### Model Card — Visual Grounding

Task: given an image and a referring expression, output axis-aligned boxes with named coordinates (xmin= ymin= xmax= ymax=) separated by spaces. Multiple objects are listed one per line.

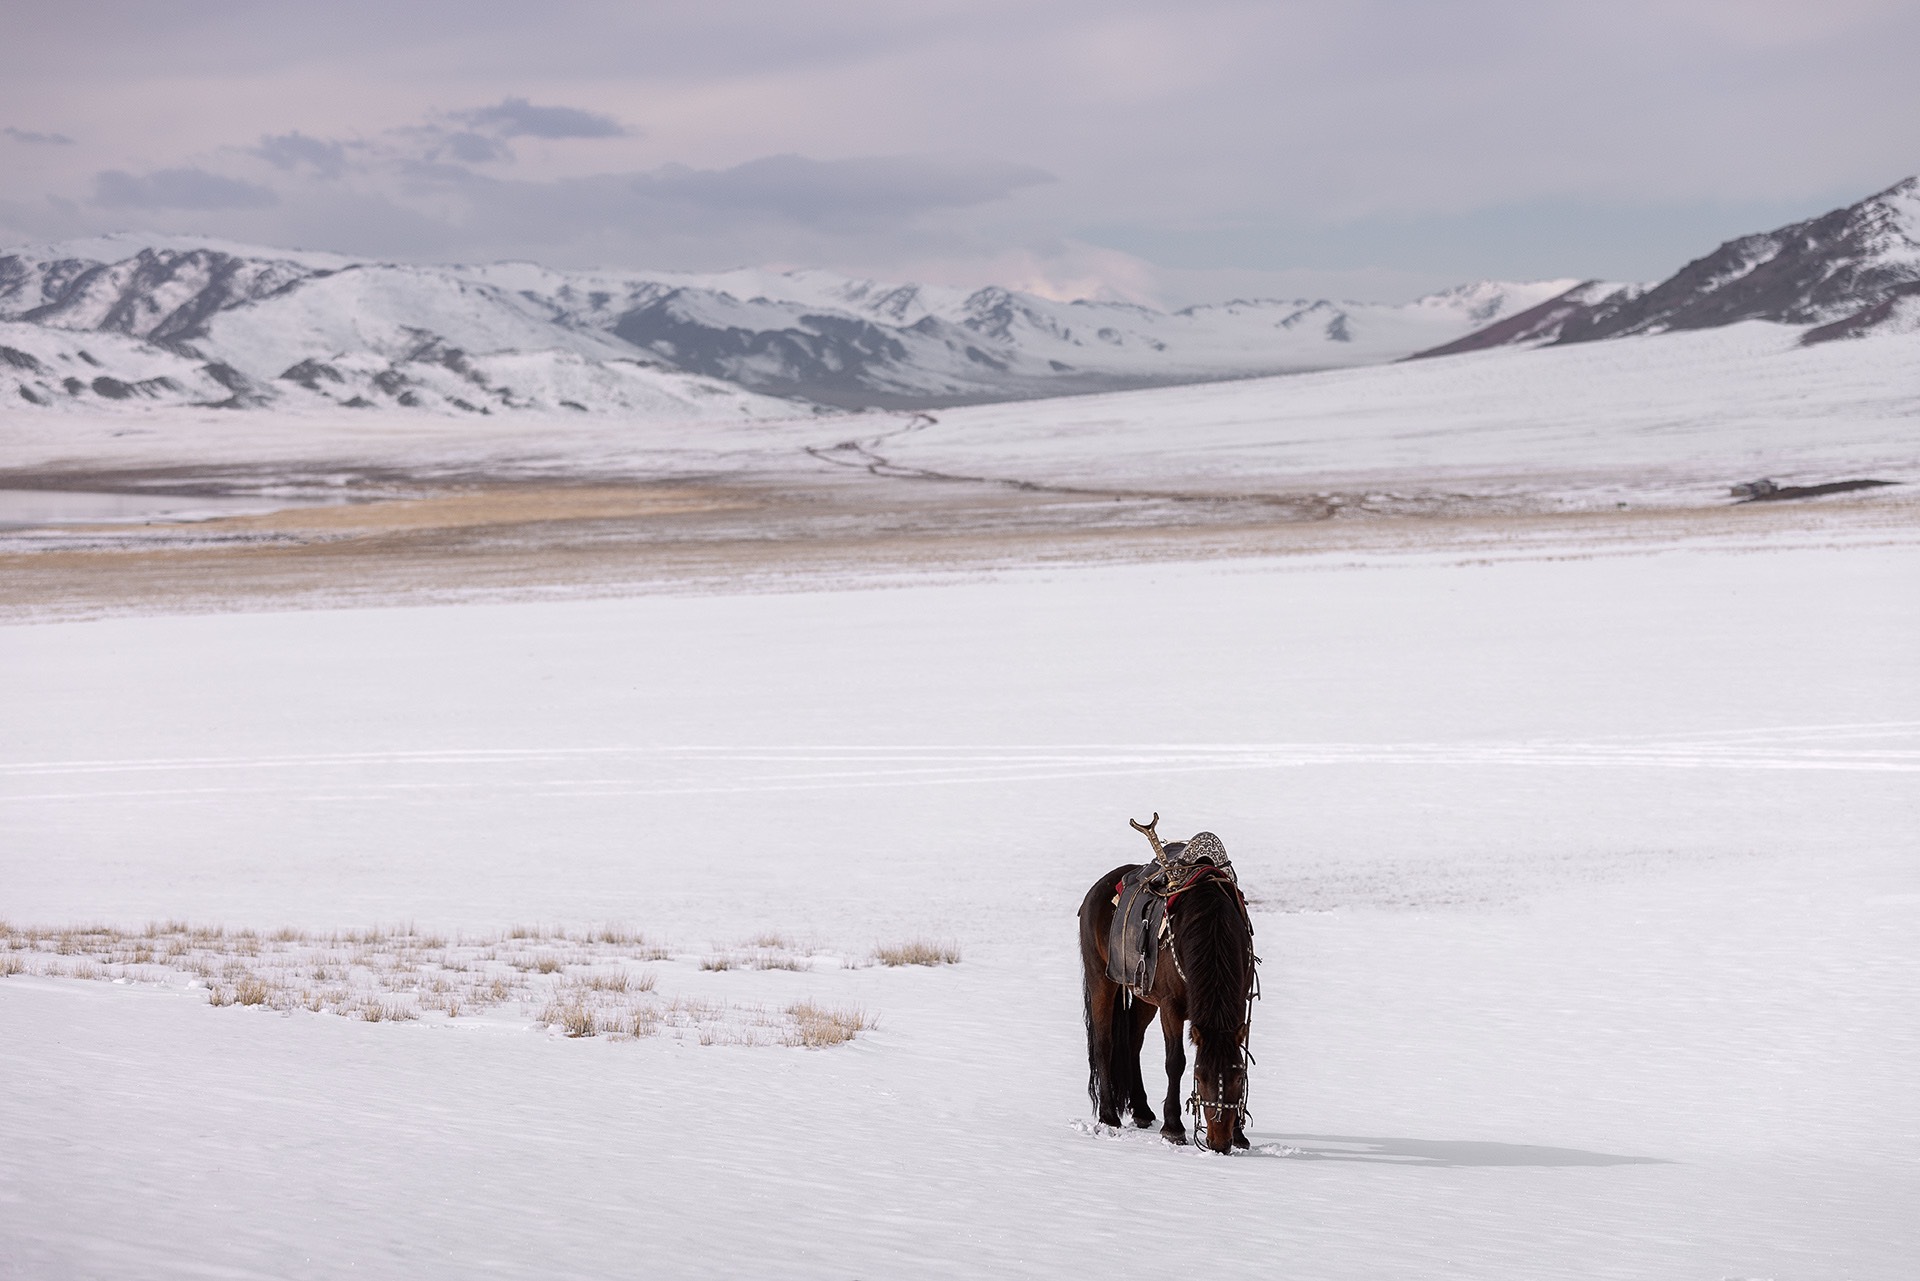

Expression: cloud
xmin=253 ymin=132 xmax=346 ymax=178
xmin=440 ymin=132 xmax=512 ymax=163
xmin=376 ymin=152 xmax=1051 ymax=246
xmin=455 ymin=97 xmax=629 ymax=140
xmin=629 ymin=154 xmax=1054 ymax=227
xmin=92 ymin=167 xmax=279 ymax=210
xmin=5 ymin=127 xmax=75 ymax=146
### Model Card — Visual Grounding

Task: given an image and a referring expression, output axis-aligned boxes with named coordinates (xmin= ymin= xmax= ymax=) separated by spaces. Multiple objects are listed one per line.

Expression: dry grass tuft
xmin=578 ymin=969 xmax=630 ymax=993
xmin=233 ymin=976 xmax=272 ymax=1006
xmin=751 ymin=955 xmax=810 ymax=972
xmin=541 ymin=999 xmax=597 ymax=1037
xmin=874 ymin=939 xmax=961 ymax=967
xmin=533 ymin=954 xmax=564 ymax=974
xmin=359 ymin=998 xmax=417 ymax=1023
xmin=784 ymin=1000 xmax=873 ymax=1048
xmin=699 ymin=955 xmax=735 ymax=972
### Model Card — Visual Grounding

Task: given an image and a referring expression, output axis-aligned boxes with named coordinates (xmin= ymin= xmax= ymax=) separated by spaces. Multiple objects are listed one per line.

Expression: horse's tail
xmin=1080 ymin=903 xmax=1106 ymax=1114
xmin=1081 ymin=960 xmax=1100 ymax=1113
xmin=1080 ymin=865 xmax=1142 ymax=1123
xmin=1108 ymin=987 xmax=1138 ymax=1120
xmin=1082 ymin=965 xmax=1137 ymax=1118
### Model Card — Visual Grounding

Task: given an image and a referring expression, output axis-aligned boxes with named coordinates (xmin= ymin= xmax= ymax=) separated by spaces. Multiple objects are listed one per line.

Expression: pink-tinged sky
xmin=2 ymin=0 xmax=1915 ymax=304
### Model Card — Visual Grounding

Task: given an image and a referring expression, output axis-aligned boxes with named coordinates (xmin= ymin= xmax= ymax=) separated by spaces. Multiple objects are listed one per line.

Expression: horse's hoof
xmin=1098 ymin=1113 xmax=1122 ymax=1128
xmin=1161 ymin=1127 xmax=1188 ymax=1146
xmin=1232 ymin=1134 xmax=1250 ymax=1150
xmin=1133 ymin=1110 xmax=1157 ymax=1129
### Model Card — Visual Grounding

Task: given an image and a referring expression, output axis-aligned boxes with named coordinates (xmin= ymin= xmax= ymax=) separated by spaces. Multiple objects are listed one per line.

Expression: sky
xmin=2 ymin=0 xmax=1917 ymax=306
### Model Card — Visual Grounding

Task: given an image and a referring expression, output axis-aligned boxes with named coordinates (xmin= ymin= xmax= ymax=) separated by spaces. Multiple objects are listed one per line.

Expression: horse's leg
xmin=1085 ymin=976 xmax=1125 ymax=1127
xmin=1125 ymin=998 xmax=1157 ymax=1127
xmin=1158 ymin=1003 xmax=1188 ymax=1145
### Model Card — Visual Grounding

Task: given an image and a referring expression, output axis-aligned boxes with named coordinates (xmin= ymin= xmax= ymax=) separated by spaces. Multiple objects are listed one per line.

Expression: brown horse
xmin=1078 ymin=821 xmax=1257 ymax=1153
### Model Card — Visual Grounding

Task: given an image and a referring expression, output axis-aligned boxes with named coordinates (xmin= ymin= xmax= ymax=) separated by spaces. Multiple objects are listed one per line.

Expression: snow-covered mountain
xmin=0 ymin=235 xmax=1572 ymax=415
xmin=1416 ymin=176 xmax=1920 ymax=358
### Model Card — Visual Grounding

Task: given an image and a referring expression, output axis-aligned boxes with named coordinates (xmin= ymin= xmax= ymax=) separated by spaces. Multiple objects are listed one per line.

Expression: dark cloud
xmin=254 ymin=132 xmax=346 ymax=178
xmin=93 ymin=167 xmax=279 ymax=210
xmin=455 ymin=97 xmax=629 ymax=140
xmin=5 ymin=127 xmax=76 ymax=145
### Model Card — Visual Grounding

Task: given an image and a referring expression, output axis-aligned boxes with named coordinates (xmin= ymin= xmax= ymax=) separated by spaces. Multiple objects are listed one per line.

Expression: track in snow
xmin=4 ymin=721 xmax=1915 ymax=805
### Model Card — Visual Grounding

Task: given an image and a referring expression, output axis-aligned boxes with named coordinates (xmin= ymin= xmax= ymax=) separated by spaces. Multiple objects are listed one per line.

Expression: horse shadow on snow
xmin=1251 ymin=1135 xmax=1672 ymax=1167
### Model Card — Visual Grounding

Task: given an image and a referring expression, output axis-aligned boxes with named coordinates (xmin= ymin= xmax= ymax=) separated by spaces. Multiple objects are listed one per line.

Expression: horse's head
xmin=1189 ymin=1025 xmax=1248 ymax=1153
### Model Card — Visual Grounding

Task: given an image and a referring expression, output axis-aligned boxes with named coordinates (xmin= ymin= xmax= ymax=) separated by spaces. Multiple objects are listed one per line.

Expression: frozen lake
xmin=0 ymin=487 xmax=330 ymax=529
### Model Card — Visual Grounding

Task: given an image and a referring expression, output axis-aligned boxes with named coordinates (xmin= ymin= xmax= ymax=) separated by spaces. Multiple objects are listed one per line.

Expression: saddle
xmin=1105 ymin=832 xmax=1240 ymax=994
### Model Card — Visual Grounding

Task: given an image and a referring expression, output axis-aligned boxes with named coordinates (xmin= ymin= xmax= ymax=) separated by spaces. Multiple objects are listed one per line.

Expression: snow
xmin=7 ymin=318 xmax=1914 ymax=510
xmin=2 ymin=275 xmax=1917 ymax=1276
xmin=3 ymin=539 xmax=1917 ymax=1278
xmin=0 ymin=319 xmax=239 ymax=408
xmin=2 ymin=234 xmax=1584 ymax=411
xmin=866 ymin=323 xmax=1920 ymax=499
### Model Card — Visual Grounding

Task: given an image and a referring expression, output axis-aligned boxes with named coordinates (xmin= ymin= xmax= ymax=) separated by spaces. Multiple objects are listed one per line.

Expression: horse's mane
xmin=1170 ymin=877 xmax=1251 ymax=1071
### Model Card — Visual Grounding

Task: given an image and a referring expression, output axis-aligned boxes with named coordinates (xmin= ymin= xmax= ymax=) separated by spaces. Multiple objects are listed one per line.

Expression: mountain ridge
xmin=1413 ymin=177 xmax=1920 ymax=359
xmin=0 ymin=239 xmax=1572 ymax=415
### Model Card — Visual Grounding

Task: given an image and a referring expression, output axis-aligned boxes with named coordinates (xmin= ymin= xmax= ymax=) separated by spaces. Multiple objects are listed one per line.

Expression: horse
xmin=1078 ymin=816 xmax=1258 ymax=1153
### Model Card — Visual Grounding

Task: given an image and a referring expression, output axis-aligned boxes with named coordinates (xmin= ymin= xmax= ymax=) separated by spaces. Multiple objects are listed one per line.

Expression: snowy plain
xmin=4 ymin=322 xmax=1913 ymax=512
xmin=4 ymin=307 xmax=1920 ymax=1277
xmin=3 ymin=538 xmax=1918 ymax=1278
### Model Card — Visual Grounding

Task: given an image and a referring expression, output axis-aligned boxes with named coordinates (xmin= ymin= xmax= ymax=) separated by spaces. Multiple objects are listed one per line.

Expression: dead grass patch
xmin=874 ymin=939 xmax=961 ymax=967
xmin=578 ymin=970 xmax=630 ymax=993
xmin=785 ymin=1001 xmax=874 ymax=1048
xmin=540 ymin=999 xmax=598 ymax=1038
xmin=2 ymin=919 xmax=910 ymax=1049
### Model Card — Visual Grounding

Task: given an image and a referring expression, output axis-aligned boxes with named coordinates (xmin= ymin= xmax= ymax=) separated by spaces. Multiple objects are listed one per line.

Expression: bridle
xmin=1188 ymin=1066 xmax=1250 ymax=1136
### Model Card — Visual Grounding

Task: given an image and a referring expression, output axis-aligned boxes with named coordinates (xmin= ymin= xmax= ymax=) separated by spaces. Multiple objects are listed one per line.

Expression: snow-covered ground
xmin=866 ymin=323 xmax=1920 ymax=498
xmin=6 ymin=322 xmax=1912 ymax=515
xmin=3 ymin=539 xmax=1916 ymax=1278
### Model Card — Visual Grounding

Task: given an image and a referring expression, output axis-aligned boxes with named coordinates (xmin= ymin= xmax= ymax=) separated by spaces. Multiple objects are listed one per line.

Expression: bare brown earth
xmin=1 ymin=463 xmax=1915 ymax=622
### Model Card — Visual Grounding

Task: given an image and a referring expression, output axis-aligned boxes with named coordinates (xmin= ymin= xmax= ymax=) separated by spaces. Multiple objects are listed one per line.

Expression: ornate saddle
xmin=1105 ymin=822 xmax=1241 ymax=994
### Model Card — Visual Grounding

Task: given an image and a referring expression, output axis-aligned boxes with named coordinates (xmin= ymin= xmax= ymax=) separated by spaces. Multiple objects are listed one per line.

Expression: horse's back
xmin=1079 ymin=863 xmax=1142 ymax=971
